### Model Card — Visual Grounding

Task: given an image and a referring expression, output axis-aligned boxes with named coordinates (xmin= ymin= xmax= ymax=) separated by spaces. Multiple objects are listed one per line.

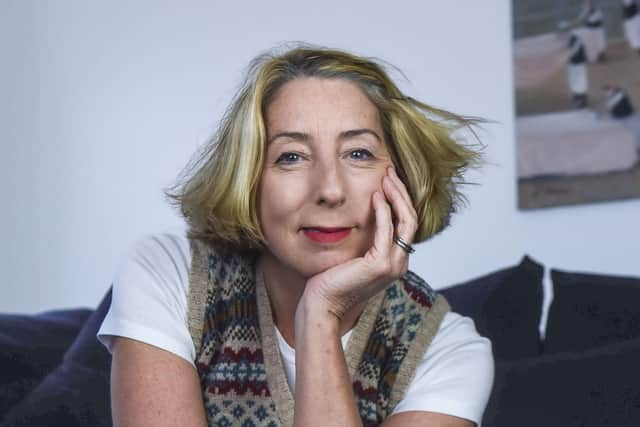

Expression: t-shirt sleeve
xmin=96 ymin=233 xmax=196 ymax=367
xmin=391 ymin=311 xmax=495 ymax=426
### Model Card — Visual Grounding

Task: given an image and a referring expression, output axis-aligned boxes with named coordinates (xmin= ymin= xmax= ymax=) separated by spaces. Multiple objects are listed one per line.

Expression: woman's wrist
xmin=295 ymin=287 xmax=342 ymax=338
xmin=293 ymin=286 xmax=362 ymax=427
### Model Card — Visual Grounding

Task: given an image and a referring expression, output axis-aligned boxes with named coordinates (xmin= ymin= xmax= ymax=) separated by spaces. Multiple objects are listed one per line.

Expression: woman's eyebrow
xmin=269 ymin=129 xmax=381 ymax=144
xmin=339 ymin=128 xmax=381 ymax=142
xmin=268 ymin=131 xmax=309 ymax=144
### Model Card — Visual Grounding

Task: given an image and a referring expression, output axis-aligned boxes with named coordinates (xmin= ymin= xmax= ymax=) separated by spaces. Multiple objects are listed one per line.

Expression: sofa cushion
xmin=482 ymin=336 xmax=640 ymax=427
xmin=439 ymin=256 xmax=544 ymax=361
xmin=1 ymin=289 xmax=113 ymax=427
xmin=0 ymin=309 xmax=91 ymax=419
xmin=544 ymin=269 xmax=640 ymax=354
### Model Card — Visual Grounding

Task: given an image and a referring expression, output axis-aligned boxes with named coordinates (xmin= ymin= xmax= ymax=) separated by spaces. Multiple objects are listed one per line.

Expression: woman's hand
xmin=292 ymin=167 xmax=418 ymax=426
xmin=300 ymin=166 xmax=418 ymax=321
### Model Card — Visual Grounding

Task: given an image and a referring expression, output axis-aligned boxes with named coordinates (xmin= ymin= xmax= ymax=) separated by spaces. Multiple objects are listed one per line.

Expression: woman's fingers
xmin=381 ymin=168 xmax=417 ymax=276
xmin=382 ymin=172 xmax=418 ymax=244
xmin=309 ymin=191 xmax=394 ymax=311
xmin=304 ymin=175 xmax=416 ymax=317
xmin=388 ymin=167 xmax=414 ymax=210
xmin=371 ymin=191 xmax=394 ymax=261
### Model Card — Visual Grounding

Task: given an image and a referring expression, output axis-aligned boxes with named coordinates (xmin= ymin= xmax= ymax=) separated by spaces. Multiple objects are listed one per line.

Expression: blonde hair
xmin=166 ymin=44 xmax=484 ymax=250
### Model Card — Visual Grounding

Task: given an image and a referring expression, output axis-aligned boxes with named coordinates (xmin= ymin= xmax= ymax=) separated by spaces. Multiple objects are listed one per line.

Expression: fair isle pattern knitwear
xmin=186 ymin=239 xmax=450 ymax=427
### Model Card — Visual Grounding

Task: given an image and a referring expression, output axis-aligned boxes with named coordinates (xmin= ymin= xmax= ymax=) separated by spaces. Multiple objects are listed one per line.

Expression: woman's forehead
xmin=264 ymin=77 xmax=382 ymax=136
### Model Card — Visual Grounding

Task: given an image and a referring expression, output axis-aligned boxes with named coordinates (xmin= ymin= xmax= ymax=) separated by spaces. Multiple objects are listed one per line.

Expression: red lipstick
xmin=303 ymin=227 xmax=352 ymax=244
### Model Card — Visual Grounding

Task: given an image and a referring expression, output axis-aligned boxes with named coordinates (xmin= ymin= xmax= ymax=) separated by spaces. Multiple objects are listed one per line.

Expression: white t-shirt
xmin=97 ymin=233 xmax=494 ymax=425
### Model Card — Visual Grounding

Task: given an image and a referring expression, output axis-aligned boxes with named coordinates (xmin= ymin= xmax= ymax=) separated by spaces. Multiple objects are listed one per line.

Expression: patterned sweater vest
xmin=186 ymin=239 xmax=450 ymax=427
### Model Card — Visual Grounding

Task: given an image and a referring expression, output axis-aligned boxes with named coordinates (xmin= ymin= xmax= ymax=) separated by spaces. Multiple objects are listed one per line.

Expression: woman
xmin=97 ymin=45 xmax=494 ymax=426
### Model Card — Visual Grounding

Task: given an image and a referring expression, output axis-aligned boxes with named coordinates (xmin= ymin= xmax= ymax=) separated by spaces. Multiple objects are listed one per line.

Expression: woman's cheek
xmin=355 ymin=176 xmax=385 ymax=223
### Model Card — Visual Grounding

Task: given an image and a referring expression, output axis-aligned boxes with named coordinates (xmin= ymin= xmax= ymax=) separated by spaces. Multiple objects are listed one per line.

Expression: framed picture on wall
xmin=513 ymin=0 xmax=640 ymax=210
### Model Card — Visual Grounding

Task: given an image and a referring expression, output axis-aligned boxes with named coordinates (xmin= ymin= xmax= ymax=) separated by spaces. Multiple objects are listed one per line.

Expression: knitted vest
xmin=186 ymin=240 xmax=450 ymax=427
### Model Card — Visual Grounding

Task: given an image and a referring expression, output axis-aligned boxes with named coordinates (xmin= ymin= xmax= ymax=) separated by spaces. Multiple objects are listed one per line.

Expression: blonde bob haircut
xmin=167 ymin=43 xmax=484 ymax=250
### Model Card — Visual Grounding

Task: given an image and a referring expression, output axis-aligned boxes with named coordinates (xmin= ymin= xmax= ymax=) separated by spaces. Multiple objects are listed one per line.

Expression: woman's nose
xmin=313 ymin=160 xmax=346 ymax=207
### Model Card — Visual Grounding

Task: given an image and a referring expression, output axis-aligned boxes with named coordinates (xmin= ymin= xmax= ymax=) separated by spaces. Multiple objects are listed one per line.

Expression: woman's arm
xmin=293 ymin=295 xmax=475 ymax=427
xmin=110 ymin=337 xmax=207 ymax=427
xmin=292 ymin=168 xmax=478 ymax=426
xmin=293 ymin=295 xmax=361 ymax=426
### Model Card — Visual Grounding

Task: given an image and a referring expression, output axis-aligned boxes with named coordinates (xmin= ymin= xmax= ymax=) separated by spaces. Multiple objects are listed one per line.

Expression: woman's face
xmin=259 ymin=77 xmax=393 ymax=278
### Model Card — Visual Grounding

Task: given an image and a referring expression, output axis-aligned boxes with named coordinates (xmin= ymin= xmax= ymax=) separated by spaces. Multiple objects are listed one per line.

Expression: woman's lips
xmin=302 ymin=227 xmax=352 ymax=244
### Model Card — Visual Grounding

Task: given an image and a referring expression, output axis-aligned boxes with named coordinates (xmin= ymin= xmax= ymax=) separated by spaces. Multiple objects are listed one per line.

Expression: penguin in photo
xmin=583 ymin=2 xmax=607 ymax=61
xmin=568 ymin=33 xmax=589 ymax=108
xmin=605 ymin=85 xmax=635 ymax=118
xmin=622 ymin=0 xmax=640 ymax=53
xmin=604 ymin=85 xmax=640 ymax=152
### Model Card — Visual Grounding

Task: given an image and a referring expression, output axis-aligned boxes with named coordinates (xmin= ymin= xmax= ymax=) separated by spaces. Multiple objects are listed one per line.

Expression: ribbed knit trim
xmin=256 ymin=265 xmax=295 ymax=427
xmin=388 ymin=294 xmax=450 ymax=409
xmin=186 ymin=239 xmax=210 ymax=356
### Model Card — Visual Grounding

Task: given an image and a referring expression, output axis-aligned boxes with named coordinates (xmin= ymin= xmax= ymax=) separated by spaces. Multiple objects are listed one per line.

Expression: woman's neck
xmin=257 ymin=252 xmax=366 ymax=349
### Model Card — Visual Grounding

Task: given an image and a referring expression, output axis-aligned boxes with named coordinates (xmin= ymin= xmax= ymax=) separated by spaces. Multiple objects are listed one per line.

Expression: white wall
xmin=2 ymin=1 xmax=638 ymax=314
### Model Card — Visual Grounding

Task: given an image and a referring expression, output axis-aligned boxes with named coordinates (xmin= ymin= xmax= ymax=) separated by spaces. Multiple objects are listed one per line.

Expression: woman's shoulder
xmin=114 ymin=231 xmax=192 ymax=322
xmin=125 ymin=232 xmax=191 ymax=270
xmin=393 ymin=310 xmax=494 ymax=423
xmin=432 ymin=311 xmax=493 ymax=358
xmin=115 ymin=232 xmax=192 ymax=298
xmin=407 ymin=268 xmax=493 ymax=385
xmin=97 ymin=231 xmax=196 ymax=365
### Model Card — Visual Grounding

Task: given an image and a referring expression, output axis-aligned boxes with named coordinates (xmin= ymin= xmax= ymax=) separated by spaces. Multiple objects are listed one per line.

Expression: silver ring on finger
xmin=393 ymin=236 xmax=415 ymax=254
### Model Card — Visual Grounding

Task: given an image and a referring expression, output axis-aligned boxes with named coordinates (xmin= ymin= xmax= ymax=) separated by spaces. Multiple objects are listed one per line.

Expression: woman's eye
xmin=349 ymin=149 xmax=373 ymax=160
xmin=275 ymin=152 xmax=301 ymax=164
